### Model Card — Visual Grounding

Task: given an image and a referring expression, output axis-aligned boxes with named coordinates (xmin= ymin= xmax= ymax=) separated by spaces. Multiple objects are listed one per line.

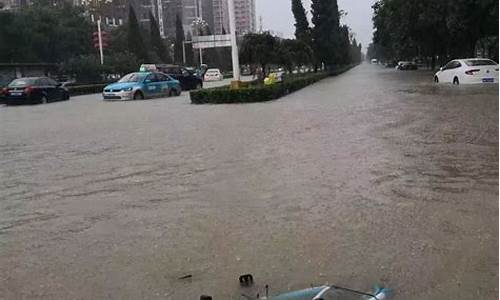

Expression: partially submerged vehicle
xmin=248 ymin=284 xmax=391 ymax=300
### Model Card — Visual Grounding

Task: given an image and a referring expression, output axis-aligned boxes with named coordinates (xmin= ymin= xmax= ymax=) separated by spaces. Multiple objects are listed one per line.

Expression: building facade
xmin=233 ymin=0 xmax=255 ymax=35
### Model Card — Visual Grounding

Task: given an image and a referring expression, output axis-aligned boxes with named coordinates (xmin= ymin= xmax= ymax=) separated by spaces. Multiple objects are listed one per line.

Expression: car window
xmin=465 ymin=59 xmax=497 ymax=66
xmin=181 ymin=68 xmax=192 ymax=76
xmin=156 ymin=73 xmax=169 ymax=82
xmin=145 ymin=74 xmax=158 ymax=82
xmin=165 ymin=67 xmax=180 ymax=75
xmin=444 ymin=61 xmax=454 ymax=70
xmin=45 ymin=78 xmax=58 ymax=86
xmin=444 ymin=61 xmax=461 ymax=70
xmin=118 ymin=73 xmax=147 ymax=83
xmin=9 ymin=78 xmax=36 ymax=87
xmin=316 ymin=288 xmax=364 ymax=300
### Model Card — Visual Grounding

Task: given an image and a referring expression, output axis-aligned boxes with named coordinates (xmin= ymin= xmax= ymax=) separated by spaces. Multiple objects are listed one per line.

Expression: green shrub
xmin=67 ymin=84 xmax=107 ymax=96
xmin=191 ymin=64 xmax=357 ymax=104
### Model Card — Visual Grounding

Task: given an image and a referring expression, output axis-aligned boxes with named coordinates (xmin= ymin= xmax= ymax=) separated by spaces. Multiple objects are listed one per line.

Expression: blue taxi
xmin=102 ymin=72 xmax=181 ymax=101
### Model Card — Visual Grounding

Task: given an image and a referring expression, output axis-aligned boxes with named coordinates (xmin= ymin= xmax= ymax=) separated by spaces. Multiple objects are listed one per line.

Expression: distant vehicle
xmin=371 ymin=58 xmax=378 ymax=64
xmin=396 ymin=61 xmax=418 ymax=70
xmin=3 ymin=77 xmax=69 ymax=105
xmin=385 ymin=61 xmax=397 ymax=68
xmin=102 ymin=72 xmax=181 ymax=101
xmin=147 ymin=64 xmax=203 ymax=90
xmin=434 ymin=58 xmax=499 ymax=85
xmin=204 ymin=68 xmax=224 ymax=81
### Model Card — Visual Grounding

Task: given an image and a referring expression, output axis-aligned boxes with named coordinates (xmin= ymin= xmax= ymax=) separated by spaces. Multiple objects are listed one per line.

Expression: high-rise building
xmin=212 ymin=0 xmax=229 ymax=34
xmin=212 ymin=0 xmax=255 ymax=36
xmin=233 ymin=0 xmax=256 ymax=35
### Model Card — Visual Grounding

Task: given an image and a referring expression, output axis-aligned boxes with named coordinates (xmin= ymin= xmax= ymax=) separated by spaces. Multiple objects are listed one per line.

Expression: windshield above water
xmin=8 ymin=78 xmax=36 ymax=87
xmin=465 ymin=59 xmax=497 ymax=66
xmin=118 ymin=73 xmax=147 ymax=83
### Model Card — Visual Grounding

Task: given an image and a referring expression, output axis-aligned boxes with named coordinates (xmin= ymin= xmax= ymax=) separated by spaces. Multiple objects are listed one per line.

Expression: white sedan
xmin=434 ymin=58 xmax=499 ymax=85
xmin=203 ymin=69 xmax=224 ymax=81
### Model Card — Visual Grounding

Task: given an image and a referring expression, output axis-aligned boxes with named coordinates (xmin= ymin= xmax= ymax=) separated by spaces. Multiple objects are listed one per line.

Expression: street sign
xmin=191 ymin=34 xmax=232 ymax=49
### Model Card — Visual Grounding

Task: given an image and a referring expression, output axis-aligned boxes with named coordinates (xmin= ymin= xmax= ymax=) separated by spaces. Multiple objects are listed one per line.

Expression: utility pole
xmin=97 ymin=19 xmax=104 ymax=65
xmin=227 ymin=0 xmax=240 ymax=81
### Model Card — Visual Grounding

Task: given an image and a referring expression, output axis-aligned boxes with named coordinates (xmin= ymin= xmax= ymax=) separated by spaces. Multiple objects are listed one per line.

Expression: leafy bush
xmin=190 ymin=64 xmax=357 ymax=104
xmin=67 ymin=84 xmax=107 ymax=96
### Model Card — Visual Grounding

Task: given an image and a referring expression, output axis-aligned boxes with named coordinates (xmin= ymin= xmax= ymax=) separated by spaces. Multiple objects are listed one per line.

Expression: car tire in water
xmin=453 ymin=77 xmax=459 ymax=85
xmin=133 ymin=91 xmax=144 ymax=100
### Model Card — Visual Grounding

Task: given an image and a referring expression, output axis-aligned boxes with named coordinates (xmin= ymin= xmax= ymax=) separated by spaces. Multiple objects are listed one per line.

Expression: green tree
xmin=276 ymin=39 xmax=313 ymax=72
xmin=371 ymin=0 xmax=499 ymax=69
xmin=0 ymin=1 xmax=93 ymax=63
xmin=149 ymin=12 xmax=171 ymax=63
xmin=292 ymin=0 xmax=311 ymax=42
xmin=127 ymin=5 xmax=148 ymax=61
xmin=62 ymin=54 xmax=104 ymax=83
xmin=311 ymin=0 xmax=341 ymax=68
xmin=174 ymin=14 xmax=185 ymax=64
xmin=239 ymin=32 xmax=278 ymax=78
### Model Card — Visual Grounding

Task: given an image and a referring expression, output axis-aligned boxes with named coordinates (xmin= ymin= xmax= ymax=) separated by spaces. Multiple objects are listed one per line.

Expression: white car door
xmin=440 ymin=60 xmax=458 ymax=83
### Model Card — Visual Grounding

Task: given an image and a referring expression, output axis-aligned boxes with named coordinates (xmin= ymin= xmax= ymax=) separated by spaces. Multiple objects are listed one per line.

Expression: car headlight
xmin=123 ymin=87 xmax=133 ymax=91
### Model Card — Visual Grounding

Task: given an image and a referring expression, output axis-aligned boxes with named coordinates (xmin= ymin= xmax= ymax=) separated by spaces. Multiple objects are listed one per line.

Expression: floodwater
xmin=0 ymin=64 xmax=498 ymax=299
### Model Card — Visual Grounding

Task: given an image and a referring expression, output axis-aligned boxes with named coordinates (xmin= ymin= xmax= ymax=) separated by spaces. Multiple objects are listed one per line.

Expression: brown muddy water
xmin=0 ymin=64 xmax=498 ymax=299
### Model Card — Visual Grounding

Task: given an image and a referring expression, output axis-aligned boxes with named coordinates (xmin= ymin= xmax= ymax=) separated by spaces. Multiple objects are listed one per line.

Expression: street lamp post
xmin=227 ymin=0 xmax=240 ymax=82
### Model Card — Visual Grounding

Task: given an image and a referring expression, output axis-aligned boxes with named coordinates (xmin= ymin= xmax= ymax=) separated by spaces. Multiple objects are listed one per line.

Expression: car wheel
xmin=176 ymin=89 xmax=181 ymax=96
xmin=434 ymin=76 xmax=439 ymax=83
xmin=453 ymin=77 xmax=459 ymax=85
xmin=196 ymin=82 xmax=202 ymax=90
xmin=41 ymin=95 xmax=48 ymax=104
xmin=168 ymin=89 xmax=174 ymax=97
xmin=133 ymin=91 xmax=144 ymax=100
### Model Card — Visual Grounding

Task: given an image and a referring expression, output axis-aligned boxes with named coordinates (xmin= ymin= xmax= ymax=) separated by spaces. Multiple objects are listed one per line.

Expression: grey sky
xmin=256 ymin=0 xmax=376 ymax=51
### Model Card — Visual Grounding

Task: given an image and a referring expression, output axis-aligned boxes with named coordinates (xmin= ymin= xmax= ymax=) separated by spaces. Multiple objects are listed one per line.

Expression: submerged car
xmin=159 ymin=65 xmax=203 ymax=90
xmin=434 ymin=58 xmax=499 ymax=85
xmin=3 ymin=77 xmax=69 ymax=105
xmin=396 ymin=61 xmax=418 ymax=70
xmin=102 ymin=72 xmax=181 ymax=101
xmin=262 ymin=285 xmax=391 ymax=300
xmin=204 ymin=68 xmax=224 ymax=81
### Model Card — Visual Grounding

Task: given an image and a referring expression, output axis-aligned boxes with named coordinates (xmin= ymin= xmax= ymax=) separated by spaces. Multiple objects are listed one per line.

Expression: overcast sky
xmin=256 ymin=0 xmax=376 ymax=51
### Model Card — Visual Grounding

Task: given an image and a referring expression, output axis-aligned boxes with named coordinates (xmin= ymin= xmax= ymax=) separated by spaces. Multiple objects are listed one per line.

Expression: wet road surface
xmin=0 ymin=64 xmax=498 ymax=299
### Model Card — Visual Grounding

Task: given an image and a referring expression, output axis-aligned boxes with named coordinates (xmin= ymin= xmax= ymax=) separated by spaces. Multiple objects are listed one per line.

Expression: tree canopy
xmin=370 ymin=0 xmax=499 ymax=67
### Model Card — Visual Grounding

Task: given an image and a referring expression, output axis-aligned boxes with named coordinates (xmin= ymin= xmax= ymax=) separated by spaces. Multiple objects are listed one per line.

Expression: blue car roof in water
xmin=269 ymin=286 xmax=325 ymax=300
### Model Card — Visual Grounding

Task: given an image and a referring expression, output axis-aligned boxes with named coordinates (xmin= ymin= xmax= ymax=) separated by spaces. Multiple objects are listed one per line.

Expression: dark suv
xmin=158 ymin=65 xmax=203 ymax=91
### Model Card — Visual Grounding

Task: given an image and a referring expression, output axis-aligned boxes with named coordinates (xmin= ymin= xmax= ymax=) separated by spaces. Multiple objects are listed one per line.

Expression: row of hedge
xmin=67 ymin=84 xmax=107 ymax=96
xmin=190 ymin=64 xmax=358 ymax=104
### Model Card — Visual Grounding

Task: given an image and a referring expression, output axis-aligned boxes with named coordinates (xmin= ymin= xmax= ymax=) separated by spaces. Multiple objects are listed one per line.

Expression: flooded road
xmin=0 ymin=64 xmax=498 ymax=299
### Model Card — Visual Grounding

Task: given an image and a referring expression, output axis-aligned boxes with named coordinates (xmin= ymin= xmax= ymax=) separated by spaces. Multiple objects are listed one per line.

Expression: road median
xmin=190 ymin=64 xmax=358 ymax=104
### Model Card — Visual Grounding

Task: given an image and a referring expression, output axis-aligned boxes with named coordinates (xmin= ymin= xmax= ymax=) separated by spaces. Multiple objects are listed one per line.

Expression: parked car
xmin=396 ymin=61 xmax=418 ymax=70
xmin=371 ymin=58 xmax=378 ymax=64
xmin=158 ymin=64 xmax=203 ymax=90
xmin=204 ymin=68 xmax=224 ymax=81
xmin=434 ymin=58 xmax=499 ymax=85
xmin=102 ymin=72 xmax=181 ymax=101
xmin=2 ymin=77 xmax=69 ymax=105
